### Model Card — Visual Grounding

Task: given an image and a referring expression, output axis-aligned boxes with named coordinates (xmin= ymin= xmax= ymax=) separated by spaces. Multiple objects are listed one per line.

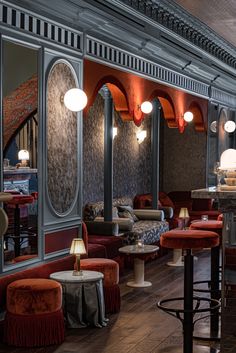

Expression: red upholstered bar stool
xmin=4 ymin=278 xmax=65 ymax=347
xmin=5 ymin=194 xmax=34 ymax=257
xmin=190 ymin=220 xmax=222 ymax=338
xmin=157 ymin=229 xmax=220 ymax=353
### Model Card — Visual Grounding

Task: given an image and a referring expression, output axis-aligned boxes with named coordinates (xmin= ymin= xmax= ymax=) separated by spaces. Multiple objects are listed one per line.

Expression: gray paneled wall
xmin=83 ymin=94 xmax=151 ymax=205
xmin=161 ymin=123 xmax=207 ymax=193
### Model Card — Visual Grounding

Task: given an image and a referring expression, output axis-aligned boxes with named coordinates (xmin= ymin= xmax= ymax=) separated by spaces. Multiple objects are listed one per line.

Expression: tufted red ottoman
xmin=81 ymin=258 xmax=120 ymax=314
xmin=4 ymin=278 xmax=64 ymax=347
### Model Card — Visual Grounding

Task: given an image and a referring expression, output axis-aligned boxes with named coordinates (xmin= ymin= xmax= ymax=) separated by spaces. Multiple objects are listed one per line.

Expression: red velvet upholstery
xmin=80 ymin=258 xmax=119 ymax=286
xmin=87 ymin=243 xmax=107 ymax=258
xmin=7 ymin=278 xmax=62 ymax=315
xmin=4 ymin=278 xmax=64 ymax=347
xmin=81 ymin=258 xmax=120 ymax=313
xmin=81 ymin=222 xmax=108 ymax=259
xmin=190 ymin=221 xmax=223 ymax=236
xmin=217 ymin=214 xmax=223 ymax=221
xmin=88 ymin=235 xmax=122 ymax=259
xmin=161 ymin=229 xmax=219 ymax=249
xmin=0 ymin=255 xmax=120 ymax=316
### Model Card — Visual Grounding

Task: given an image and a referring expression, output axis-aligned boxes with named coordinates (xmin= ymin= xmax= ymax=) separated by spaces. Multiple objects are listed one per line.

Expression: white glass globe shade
xmin=64 ymin=88 xmax=88 ymax=112
xmin=18 ymin=149 xmax=29 ymax=160
xmin=183 ymin=111 xmax=193 ymax=122
xmin=140 ymin=101 xmax=153 ymax=114
xmin=210 ymin=120 xmax=217 ymax=133
xmin=220 ymin=149 xmax=236 ymax=170
xmin=224 ymin=120 xmax=236 ymax=133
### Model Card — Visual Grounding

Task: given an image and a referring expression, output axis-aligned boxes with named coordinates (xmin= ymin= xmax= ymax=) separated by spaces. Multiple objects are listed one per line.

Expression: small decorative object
xmin=201 ymin=215 xmax=208 ymax=221
xmin=70 ymin=238 xmax=86 ymax=276
xmin=18 ymin=149 xmax=29 ymax=168
xmin=136 ymin=237 xmax=144 ymax=249
xmin=179 ymin=207 xmax=189 ymax=230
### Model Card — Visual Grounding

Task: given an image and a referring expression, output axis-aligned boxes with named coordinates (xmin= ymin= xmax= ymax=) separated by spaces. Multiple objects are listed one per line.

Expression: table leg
xmin=167 ymin=249 xmax=184 ymax=267
xmin=127 ymin=257 xmax=152 ymax=287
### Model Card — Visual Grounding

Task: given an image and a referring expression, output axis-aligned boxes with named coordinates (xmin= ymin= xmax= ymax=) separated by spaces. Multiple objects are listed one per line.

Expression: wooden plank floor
xmin=0 ymin=251 xmax=221 ymax=353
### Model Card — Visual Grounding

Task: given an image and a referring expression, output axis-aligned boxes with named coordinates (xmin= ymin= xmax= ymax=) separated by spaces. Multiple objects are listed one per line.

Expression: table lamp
xmin=18 ymin=149 xmax=29 ymax=168
xmin=70 ymin=238 xmax=86 ymax=276
xmin=179 ymin=207 xmax=189 ymax=230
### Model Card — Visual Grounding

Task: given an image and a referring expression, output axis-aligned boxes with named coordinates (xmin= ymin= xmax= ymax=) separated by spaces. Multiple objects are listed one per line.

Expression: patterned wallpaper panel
xmin=83 ymin=94 xmax=152 ymax=205
xmin=161 ymin=122 xmax=207 ymax=193
xmin=83 ymin=94 xmax=105 ymax=205
xmin=47 ymin=62 xmax=78 ymax=214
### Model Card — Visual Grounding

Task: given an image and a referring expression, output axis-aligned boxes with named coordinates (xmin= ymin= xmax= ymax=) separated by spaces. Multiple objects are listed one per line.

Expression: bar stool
xmin=157 ymin=229 xmax=220 ymax=353
xmin=190 ymin=220 xmax=222 ymax=339
xmin=5 ymin=195 xmax=34 ymax=257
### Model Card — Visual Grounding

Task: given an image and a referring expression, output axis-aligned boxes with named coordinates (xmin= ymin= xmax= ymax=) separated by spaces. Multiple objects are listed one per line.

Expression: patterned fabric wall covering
xmin=83 ymin=93 xmax=151 ymax=205
xmin=162 ymin=123 xmax=207 ymax=193
xmin=47 ymin=62 xmax=78 ymax=214
xmin=83 ymin=94 xmax=105 ymax=205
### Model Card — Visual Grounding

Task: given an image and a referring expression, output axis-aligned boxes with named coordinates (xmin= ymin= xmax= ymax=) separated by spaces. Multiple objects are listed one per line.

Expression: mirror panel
xmin=2 ymin=40 xmax=38 ymax=266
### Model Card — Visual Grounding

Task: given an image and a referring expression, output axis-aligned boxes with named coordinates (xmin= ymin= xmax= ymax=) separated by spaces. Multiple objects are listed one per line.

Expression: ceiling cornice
xmin=115 ymin=0 xmax=236 ymax=69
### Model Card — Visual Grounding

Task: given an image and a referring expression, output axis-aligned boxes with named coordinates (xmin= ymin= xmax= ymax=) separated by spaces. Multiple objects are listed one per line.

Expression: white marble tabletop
xmin=119 ymin=244 xmax=159 ymax=255
xmin=50 ymin=270 xmax=104 ymax=283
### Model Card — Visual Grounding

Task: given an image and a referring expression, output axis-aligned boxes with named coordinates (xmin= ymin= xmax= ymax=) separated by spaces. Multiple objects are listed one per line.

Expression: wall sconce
xmin=70 ymin=238 xmax=87 ymax=276
xmin=18 ymin=149 xmax=29 ymax=168
xmin=113 ymin=127 xmax=118 ymax=139
xmin=183 ymin=111 xmax=193 ymax=122
xmin=140 ymin=101 xmax=153 ymax=114
xmin=210 ymin=120 xmax=217 ymax=133
xmin=136 ymin=130 xmax=147 ymax=144
xmin=63 ymin=88 xmax=88 ymax=112
xmin=224 ymin=120 xmax=236 ymax=133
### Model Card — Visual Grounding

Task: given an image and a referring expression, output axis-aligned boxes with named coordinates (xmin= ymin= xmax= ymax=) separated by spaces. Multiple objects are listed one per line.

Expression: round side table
xmin=119 ymin=244 xmax=159 ymax=288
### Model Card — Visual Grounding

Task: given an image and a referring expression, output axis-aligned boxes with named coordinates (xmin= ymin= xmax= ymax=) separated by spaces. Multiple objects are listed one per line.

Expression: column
xmin=151 ymin=98 xmax=161 ymax=209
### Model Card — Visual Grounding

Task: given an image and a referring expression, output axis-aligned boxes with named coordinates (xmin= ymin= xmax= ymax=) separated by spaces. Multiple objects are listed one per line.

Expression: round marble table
xmin=119 ymin=244 xmax=159 ymax=287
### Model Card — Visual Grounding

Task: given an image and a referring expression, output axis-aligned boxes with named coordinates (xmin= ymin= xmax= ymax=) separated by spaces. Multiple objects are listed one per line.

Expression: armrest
xmin=85 ymin=220 xmax=119 ymax=236
xmin=159 ymin=206 xmax=173 ymax=219
xmin=94 ymin=216 xmax=133 ymax=231
xmin=133 ymin=209 xmax=164 ymax=221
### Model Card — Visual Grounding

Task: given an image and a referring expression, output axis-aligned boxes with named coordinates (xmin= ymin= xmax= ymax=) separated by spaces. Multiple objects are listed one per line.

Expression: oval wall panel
xmin=47 ymin=60 xmax=78 ymax=215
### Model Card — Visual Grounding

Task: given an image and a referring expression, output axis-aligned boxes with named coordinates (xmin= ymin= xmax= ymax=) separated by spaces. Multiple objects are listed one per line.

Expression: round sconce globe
xmin=224 ymin=120 xmax=236 ymax=133
xmin=64 ymin=88 xmax=88 ymax=112
xmin=210 ymin=120 xmax=217 ymax=133
xmin=140 ymin=101 xmax=153 ymax=114
xmin=183 ymin=111 xmax=193 ymax=122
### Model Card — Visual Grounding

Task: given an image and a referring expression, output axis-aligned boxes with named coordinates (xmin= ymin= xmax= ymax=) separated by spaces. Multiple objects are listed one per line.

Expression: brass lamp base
xmin=72 ymin=270 xmax=83 ymax=276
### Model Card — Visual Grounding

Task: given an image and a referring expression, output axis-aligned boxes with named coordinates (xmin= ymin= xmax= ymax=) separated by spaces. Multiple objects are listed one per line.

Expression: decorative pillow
xmin=101 ymin=207 xmax=119 ymax=218
xmin=118 ymin=205 xmax=139 ymax=222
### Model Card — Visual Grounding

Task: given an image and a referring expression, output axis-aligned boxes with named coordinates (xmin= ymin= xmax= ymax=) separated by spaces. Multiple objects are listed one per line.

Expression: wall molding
xmin=0 ymin=1 xmax=83 ymax=52
xmin=86 ymin=35 xmax=209 ymax=98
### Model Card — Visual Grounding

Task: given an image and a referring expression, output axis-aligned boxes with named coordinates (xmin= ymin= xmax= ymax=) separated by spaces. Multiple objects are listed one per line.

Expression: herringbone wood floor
xmin=0 ymin=251 xmax=221 ymax=353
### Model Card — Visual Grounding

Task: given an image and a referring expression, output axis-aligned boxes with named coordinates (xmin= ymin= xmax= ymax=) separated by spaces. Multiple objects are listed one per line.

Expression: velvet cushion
xmin=80 ymin=258 xmax=119 ymax=286
xmin=217 ymin=214 xmax=223 ymax=221
xmin=161 ymin=229 xmax=219 ymax=249
xmin=190 ymin=221 xmax=223 ymax=236
xmin=7 ymin=278 xmax=62 ymax=315
xmin=88 ymin=235 xmax=123 ymax=259
xmin=118 ymin=205 xmax=138 ymax=221
xmin=159 ymin=192 xmax=175 ymax=209
xmin=87 ymin=243 xmax=107 ymax=258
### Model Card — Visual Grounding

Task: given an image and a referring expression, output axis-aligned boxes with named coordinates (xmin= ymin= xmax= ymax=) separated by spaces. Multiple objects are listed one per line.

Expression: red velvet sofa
xmin=134 ymin=191 xmax=220 ymax=229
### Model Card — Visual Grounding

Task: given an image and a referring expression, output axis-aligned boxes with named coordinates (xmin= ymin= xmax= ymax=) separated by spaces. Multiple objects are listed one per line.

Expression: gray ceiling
xmin=173 ymin=0 xmax=236 ymax=48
